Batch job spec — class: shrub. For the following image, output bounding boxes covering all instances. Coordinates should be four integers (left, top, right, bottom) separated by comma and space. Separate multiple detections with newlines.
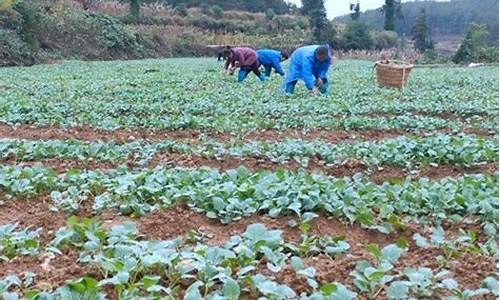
420, 48, 437, 63
265, 8, 276, 20
0, 28, 35, 66
371, 30, 399, 49
175, 3, 188, 17
0, 0, 13, 10
211, 5, 223, 20
0, 2, 22, 30
86, 12, 139, 52
340, 21, 373, 50
200, 3, 210, 15
477, 46, 499, 62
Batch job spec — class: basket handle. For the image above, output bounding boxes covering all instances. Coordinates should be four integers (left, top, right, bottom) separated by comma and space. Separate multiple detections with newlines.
401, 65, 406, 91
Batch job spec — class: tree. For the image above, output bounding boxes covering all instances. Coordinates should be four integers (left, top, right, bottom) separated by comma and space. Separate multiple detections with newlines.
453, 23, 495, 63
301, 0, 323, 15
11, 0, 42, 49
129, 0, 141, 18
301, 0, 328, 43
337, 0, 498, 42
381, 0, 402, 31
350, 1, 360, 21
411, 8, 433, 52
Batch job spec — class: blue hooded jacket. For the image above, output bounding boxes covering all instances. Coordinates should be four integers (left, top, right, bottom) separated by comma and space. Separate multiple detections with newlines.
257, 49, 285, 76
283, 45, 332, 90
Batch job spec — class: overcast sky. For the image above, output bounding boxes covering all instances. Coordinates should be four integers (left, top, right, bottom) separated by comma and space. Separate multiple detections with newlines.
286, 0, 450, 19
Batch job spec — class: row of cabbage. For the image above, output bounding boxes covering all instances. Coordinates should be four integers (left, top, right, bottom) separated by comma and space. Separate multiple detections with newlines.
0, 165, 497, 236
0, 112, 488, 133
1, 59, 498, 132
0, 134, 497, 169
1, 218, 498, 300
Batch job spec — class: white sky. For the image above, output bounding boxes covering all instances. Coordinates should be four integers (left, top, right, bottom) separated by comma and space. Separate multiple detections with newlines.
286, 0, 450, 19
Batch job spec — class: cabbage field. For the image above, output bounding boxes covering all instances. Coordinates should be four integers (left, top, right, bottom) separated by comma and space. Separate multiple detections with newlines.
0, 58, 498, 299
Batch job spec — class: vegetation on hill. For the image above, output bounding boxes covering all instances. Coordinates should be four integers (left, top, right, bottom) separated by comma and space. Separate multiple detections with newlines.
1, 0, 498, 66
336, 0, 499, 43
154, 0, 293, 14
0, 0, 308, 66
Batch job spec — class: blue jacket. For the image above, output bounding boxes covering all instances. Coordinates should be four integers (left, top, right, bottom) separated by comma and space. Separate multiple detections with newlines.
283, 45, 332, 90
257, 49, 285, 76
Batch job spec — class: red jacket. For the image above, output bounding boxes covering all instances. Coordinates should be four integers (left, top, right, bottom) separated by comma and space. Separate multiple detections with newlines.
224, 47, 258, 69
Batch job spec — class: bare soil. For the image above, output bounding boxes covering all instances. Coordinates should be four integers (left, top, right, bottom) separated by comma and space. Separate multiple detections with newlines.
0, 123, 492, 145
3, 154, 497, 183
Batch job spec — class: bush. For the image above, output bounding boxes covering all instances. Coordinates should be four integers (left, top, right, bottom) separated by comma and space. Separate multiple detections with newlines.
477, 46, 499, 62
371, 30, 399, 49
211, 5, 223, 20
200, 3, 210, 15
420, 48, 437, 63
265, 8, 276, 20
0, 28, 35, 66
340, 21, 373, 50
175, 3, 188, 17
86, 12, 139, 52
0, 2, 21, 30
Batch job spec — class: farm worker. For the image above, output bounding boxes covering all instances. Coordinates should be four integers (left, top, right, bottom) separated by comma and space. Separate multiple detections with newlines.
223, 47, 266, 82
282, 45, 332, 95
256, 49, 289, 78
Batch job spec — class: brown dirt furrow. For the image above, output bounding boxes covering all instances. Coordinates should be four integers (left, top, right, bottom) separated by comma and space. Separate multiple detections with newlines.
0, 248, 99, 292
138, 206, 494, 295
356, 111, 492, 122
0, 123, 493, 145
241, 128, 410, 143
148, 152, 498, 182
0, 196, 68, 245
0, 123, 204, 144
2, 154, 497, 183
1, 158, 118, 172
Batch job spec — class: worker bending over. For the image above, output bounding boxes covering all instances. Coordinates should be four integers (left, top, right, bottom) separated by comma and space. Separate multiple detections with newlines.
282, 45, 332, 95
256, 49, 289, 78
223, 47, 266, 82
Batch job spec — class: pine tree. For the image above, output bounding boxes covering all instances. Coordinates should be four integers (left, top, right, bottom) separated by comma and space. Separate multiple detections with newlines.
350, 1, 360, 21
301, 0, 323, 15
453, 23, 491, 63
411, 8, 433, 52
130, 0, 141, 18
301, 0, 328, 43
381, 0, 402, 31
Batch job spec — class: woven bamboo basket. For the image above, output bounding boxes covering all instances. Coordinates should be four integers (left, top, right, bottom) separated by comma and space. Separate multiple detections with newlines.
375, 60, 413, 89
